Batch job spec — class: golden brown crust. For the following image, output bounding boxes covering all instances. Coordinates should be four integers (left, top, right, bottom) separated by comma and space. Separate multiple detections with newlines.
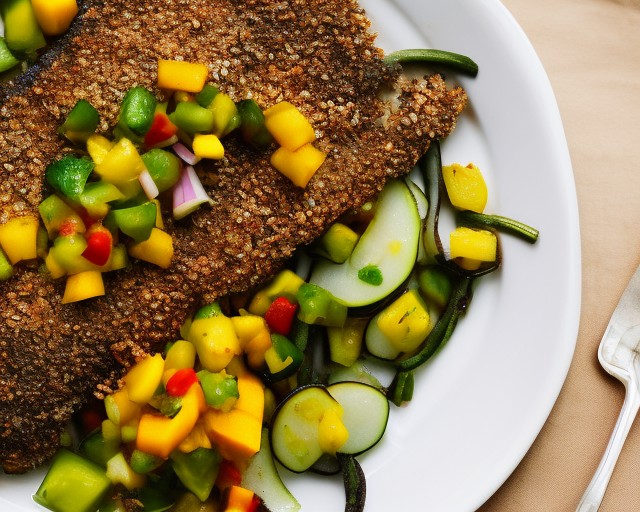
0, 0, 466, 472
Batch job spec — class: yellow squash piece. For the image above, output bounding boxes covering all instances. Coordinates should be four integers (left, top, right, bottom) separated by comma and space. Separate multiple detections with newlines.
442, 163, 488, 213
270, 143, 326, 188
124, 353, 165, 404
136, 383, 206, 459
449, 227, 497, 262
0, 215, 39, 264
61, 271, 105, 303
128, 227, 174, 268
263, 101, 316, 151
157, 60, 208, 93
192, 133, 224, 159
31, 0, 78, 36
376, 290, 431, 353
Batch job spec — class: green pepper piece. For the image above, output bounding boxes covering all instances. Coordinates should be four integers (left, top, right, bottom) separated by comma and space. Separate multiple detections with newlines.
170, 448, 222, 502
50, 233, 87, 271
263, 333, 304, 382
129, 449, 164, 475
296, 283, 348, 327
237, 99, 273, 148
0, 0, 46, 54
79, 181, 125, 219
417, 265, 453, 310
108, 201, 157, 242
208, 92, 239, 137
195, 84, 220, 108
118, 86, 157, 136
0, 37, 20, 73
45, 155, 94, 201
388, 370, 415, 407
169, 101, 215, 134
39, 194, 85, 236
193, 302, 223, 320
148, 393, 183, 417
79, 430, 121, 468
58, 99, 101, 144
0, 248, 14, 281
197, 370, 239, 411
33, 449, 112, 512
141, 149, 182, 193
312, 222, 359, 264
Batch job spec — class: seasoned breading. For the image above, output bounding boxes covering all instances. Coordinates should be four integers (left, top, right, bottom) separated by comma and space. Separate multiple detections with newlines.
0, 0, 466, 473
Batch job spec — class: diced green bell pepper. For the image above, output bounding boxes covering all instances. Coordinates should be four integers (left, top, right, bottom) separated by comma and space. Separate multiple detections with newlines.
0, 0, 46, 54
50, 233, 88, 272
58, 99, 101, 144
208, 92, 239, 137
141, 148, 182, 193
0, 248, 14, 281
79, 430, 121, 468
118, 86, 157, 137
417, 265, 453, 310
237, 99, 273, 148
170, 448, 222, 502
195, 84, 219, 108
108, 201, 157, 242
38, 194, 85, 237
197, 370, 239, 411
79, 181, 125, 218
33, 449, 112, 512
129, 449, 164, 475
0, 37, 20, 73
312, 222, 359, 264
296, 283, 348, 327
148, 393, 183, 418
45, 155, 94, 201
169, 101, 215, 134
193, 301, 222, 320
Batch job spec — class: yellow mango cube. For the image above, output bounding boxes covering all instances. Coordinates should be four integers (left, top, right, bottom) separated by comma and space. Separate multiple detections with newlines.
157, 60, 208, 93
31, 0, 78, 36
86, 134, 114, 165
203, 408, 262, 461
449, 227, 497, 262
192, 133, 224, 159
263, 101, 316, 151
94, 138, 146, 188
376, 290, 431, 353
128, 228, 174, 268
318, 407, 349, 455
234, 372, 265, 421
247, 269, 305, 315
124, 353, 165, 404
442, 163, 488, 213
61, 271, 105, 303
164, 340, 197, 373
270, 143, 326, 188
226, 486, 256, 511
0, 215, 39, 264
104, 388, 141, 426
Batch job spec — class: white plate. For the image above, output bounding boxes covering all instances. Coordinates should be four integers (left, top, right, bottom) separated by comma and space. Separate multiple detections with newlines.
0, 0, 580, 511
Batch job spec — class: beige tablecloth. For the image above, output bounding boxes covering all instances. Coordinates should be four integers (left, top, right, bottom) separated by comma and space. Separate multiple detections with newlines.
480, 0, 640, 510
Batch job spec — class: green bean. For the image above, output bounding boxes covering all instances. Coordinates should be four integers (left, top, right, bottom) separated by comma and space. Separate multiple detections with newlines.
338, 453, 366, 512
457, 210, 540, 244
383, 48, 479, 77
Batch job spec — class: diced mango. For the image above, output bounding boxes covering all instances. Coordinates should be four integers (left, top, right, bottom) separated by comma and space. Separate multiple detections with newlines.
178, 421, 212, 453
86, 134, 114, 165
188, 316, 242, 373
153, 199, 164, 229
106, 452, 146, 490
231, 315, 267, 347
192, 134, 224, 159
61, 271, 105, 303
104, 388, 141, 426
94, 138, 146, 189
128, 227, 174, 268
0, 215, 39, 264
208, 92, 240, 137
225, 486, 255, 512
247, 269, 305, 316
449, 227, 497, 262
203, 408, 262, 462
164, 340, 197, 373
376, 290, 431, 353
124, 353, 165, 404
44, 251, 67, 279
442, 163, 488, 213
31, 0, 79, 36
157, 60, 209, 93
263, 101, 315, 151
243, 329, 272, 369
234, 372, 265, 421
270, 143, 326, 188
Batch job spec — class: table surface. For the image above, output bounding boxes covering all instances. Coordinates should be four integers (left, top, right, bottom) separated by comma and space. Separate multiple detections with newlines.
480, 0, 640, 510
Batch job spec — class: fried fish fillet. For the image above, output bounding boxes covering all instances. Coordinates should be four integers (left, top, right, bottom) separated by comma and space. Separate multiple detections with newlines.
0, 0, 466, 473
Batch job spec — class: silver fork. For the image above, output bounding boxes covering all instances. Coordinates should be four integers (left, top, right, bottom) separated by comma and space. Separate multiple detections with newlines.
577, 264, 640, 512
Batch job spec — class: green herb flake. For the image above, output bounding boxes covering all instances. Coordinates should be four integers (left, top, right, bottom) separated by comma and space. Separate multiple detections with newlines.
357, 265, 383, 286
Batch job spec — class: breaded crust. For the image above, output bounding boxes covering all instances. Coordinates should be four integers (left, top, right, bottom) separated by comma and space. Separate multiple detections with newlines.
0, 0, 466, 473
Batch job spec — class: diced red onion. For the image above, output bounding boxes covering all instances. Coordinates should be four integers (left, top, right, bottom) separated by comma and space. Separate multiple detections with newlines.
172, 142, 201, 165
173, 164, 213, 220
139, 167, 159, 200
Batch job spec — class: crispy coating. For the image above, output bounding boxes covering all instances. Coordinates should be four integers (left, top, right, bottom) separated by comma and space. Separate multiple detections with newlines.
0, 0, 466, 473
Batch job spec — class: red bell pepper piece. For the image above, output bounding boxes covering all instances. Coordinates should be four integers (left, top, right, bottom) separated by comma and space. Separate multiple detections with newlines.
248, 495, 261, 512
144, 111, 178, 148
264, 296, 297, 336
215, 459, 242, 490
82, 226, 113, 266
166, 368, 199, 397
